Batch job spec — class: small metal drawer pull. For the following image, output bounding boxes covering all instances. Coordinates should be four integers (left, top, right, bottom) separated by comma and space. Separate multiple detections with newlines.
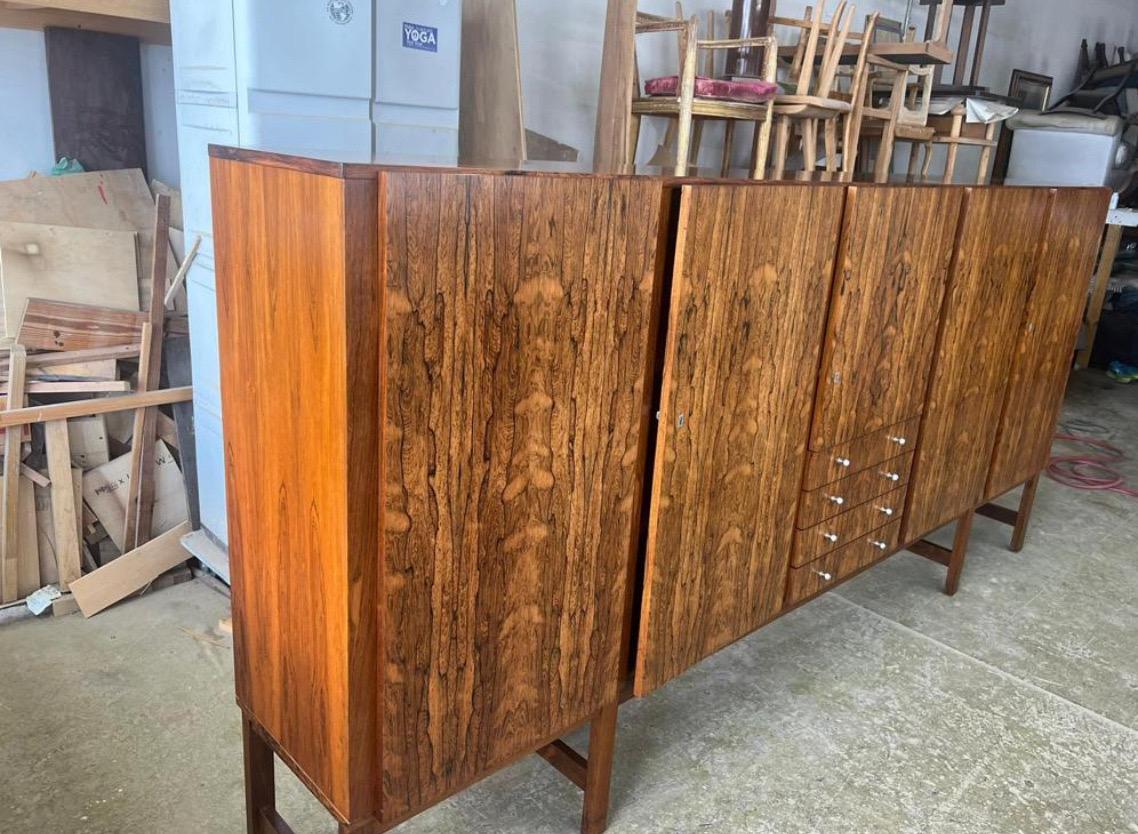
822, 532, 839, 543
828, 495, 845, 505
815, 570, 833, 581
877, 506, 894, 516
889, 436, 907, 446
835, 456, 852, 467
881, 471, 901, 482
870, 540, 888, 550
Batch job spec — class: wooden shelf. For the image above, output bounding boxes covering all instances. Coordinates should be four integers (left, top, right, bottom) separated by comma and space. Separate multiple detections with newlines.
0, 1, 170, 43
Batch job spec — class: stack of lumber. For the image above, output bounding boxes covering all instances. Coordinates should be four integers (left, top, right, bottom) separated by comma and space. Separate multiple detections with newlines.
0, 169, 196, 620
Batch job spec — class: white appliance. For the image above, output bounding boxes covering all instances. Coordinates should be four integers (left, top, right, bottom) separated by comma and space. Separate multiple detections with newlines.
169, 0, 463, 577
1005, 111, 1132, 189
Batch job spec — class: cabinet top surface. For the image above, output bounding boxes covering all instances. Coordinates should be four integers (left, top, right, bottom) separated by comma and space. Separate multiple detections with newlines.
208, 145, 1108, 194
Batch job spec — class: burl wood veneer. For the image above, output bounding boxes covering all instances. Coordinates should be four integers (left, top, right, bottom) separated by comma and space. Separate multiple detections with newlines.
211, 146, 1110, 834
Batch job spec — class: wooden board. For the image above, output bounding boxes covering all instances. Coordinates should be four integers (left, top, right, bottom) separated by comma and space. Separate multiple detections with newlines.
986, 188, 1111, 497
45, 27, 147, 175
0, 345, 26, 602
903, 187, 1049, 541
380, 171, 662, 820
0, 168, 166, 308
34, 484, 60, 586
68, 520, 190, 617
0, 222, 139, 339
83, 440, 187, 551
593, 0, 639, 172
44, 419, 82, 589
17, 298, 146, 351
459, 0, 525, 167
809, 186, 963, 450
635, 183, 845, 695
16, 477, 39, 597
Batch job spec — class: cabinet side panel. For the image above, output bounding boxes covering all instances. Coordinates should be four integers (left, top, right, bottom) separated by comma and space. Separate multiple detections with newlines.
809, 186, 962, 450
381, 173, 661, 819
903, 188, 1049, 541
986, 188, 1111, 496
212, 158, 376, 820
635, 184, 845, 695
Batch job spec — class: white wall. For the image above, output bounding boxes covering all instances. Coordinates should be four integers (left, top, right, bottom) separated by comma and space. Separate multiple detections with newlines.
518, 0, 1138, 170
0, 28, 179, 184
0, 29, 55, 180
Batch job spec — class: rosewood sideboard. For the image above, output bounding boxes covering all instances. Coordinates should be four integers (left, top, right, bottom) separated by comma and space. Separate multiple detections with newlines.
209, 146, 1109, 834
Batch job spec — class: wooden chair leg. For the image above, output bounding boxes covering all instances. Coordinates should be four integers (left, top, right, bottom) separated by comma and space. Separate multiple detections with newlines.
628, 114, 642, 167
751, 106, 774, 180
944, 510, 975, 597
823, 119, 838, 178
689, 117, 705, 170
905, 141, 922, 181
1010, 474, 1041, 553
921, 141, 934, 179
721, 119, 736, 177
976, 123, 997, 184
942, 142, 960, 184
772, 116, 790, 180
801, 119, 818, 176
581, 702, 619, 834
874, 121, 897, 183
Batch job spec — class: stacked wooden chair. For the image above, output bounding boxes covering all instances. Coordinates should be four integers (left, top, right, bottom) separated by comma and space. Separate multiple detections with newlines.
630, 6, 779, 177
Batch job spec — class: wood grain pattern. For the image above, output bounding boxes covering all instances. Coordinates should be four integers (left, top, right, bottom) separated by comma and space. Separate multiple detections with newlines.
903, 187, 1049, 541
380, 171, 662, 819
798, 451, 914, 528
791, 484, 906, 567
986, 188, 1111, 497
635, 183, 845, 696
810, 186, 962, 450
785, 519, 902, 607
212, 158, 380, 824
17, 298, 146, 352
801, 416, 920, 490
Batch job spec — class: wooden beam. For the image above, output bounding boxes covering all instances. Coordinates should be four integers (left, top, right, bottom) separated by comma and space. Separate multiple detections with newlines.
593, 0, 639, 173
123, 194, 170, 552
44, 419, 82, 590
6, 1, 169, 24
0, 386, 192, 430
25, 380, 131, 394
0, 345, 26, 603
537, 740, 588, 790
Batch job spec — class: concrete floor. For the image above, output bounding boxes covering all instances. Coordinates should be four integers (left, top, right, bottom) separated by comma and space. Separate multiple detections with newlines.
2, 370, 1136, 834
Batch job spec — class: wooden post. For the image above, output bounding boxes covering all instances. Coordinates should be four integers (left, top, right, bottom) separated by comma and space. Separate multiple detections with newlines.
593, 0, 639, 173
1009, 474, 1040, 553
243, 717, 279, 834
0, 345, 26, 602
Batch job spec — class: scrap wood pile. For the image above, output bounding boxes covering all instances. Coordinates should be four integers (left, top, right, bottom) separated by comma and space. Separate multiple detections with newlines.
0, 169, 198, 620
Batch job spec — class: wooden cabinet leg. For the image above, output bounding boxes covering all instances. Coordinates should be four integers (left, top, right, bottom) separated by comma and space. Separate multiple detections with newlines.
243, 717, 276, 834
1010, 474, 1040, 553
944, 510, 975, 597
581, 702, 619, 834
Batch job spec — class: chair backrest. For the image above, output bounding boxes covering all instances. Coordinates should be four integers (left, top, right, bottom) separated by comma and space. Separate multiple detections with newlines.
774, 3, 857, 99
870, 16, 904, 43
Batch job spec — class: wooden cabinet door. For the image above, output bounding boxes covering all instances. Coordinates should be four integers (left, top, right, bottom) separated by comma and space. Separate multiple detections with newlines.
987, 188, 1111, 497
809, 186, 962, 450
903, 188, 1050, 541
635, 183, 844, 696
381, 172, 663, 820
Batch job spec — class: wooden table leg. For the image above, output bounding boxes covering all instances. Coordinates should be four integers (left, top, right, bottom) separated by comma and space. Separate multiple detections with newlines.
1077, 223, 1123, 369
944, 509, 975, 597
1009, 474, 1040, 553
582, 702, 620, 834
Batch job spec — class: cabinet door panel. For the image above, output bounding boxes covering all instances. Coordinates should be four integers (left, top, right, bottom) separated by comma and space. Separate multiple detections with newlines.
903, 188, 1049, 541
635, 183, 844, 696
987, 188, 1110, 496
381, 172, 662, 819
809, 186, 962, 450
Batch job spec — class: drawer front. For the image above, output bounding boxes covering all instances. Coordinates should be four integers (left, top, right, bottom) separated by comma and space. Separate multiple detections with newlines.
798, 451, 914, 528
792, 485, 906, 567
803, 417, 919, 490
786, 520, 902, 606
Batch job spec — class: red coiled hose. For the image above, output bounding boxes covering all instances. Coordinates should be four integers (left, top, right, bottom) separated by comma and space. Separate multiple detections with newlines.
1048, 433, 1138, 498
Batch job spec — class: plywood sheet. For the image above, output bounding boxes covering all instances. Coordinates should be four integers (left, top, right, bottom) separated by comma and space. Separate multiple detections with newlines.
0, 222, 140, 338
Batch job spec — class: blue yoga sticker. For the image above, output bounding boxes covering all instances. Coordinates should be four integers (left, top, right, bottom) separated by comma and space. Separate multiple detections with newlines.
403, 22, 439, 52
